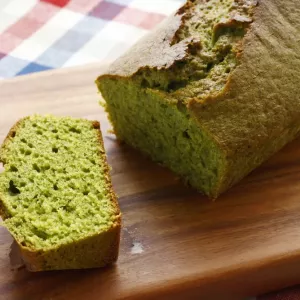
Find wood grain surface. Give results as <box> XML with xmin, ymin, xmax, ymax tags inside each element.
<box><xmin>1</xmin><ymin>64</ymin><xmax>300</xmax><ymax>300</ymax></box>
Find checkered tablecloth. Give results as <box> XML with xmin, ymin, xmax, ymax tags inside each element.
<box><xmin>1</xmin><ymin>0</ymin><xmax>300</xmax><ymax>299</ymax></box>
<box><xmin>0</xmin><ymin>0</ymin><xmax>185</xmax><ymax>78</ymax></box>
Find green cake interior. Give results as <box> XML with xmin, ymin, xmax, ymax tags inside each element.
<box><xmin>98</xmin><ymin>79</ymin><xmax>225</xmax><ymax>196</ymax></box>
<box><xmin>0</xmin><ymin>115</ymin><xmax>118</xmax><ymax>250</ymax></box>
<box><xmin>97</xmin><ymin>0</ymin><xmax>256</xmax><ymax>197</ymax></box>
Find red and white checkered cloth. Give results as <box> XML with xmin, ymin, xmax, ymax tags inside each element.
<box><xmin>0</xmin><ymin>0</ymin><xmax>184</xmax><ymax>78</ymax></box>
<box><xmin>1</xmin><ymin>0</ymin><xmax>300</xmax><ymax>299</ymax></box>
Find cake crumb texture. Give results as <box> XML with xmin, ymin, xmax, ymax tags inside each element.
<box><xmin>0</xmin><ymin>115</ymin><xmax>121</xmax><ymax>271</ymax></box>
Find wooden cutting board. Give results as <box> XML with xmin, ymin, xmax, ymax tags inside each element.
<box><xmin>1</xmin><ymin>64</ymin><xmax>300</xmax><ymax>300</ymax></box>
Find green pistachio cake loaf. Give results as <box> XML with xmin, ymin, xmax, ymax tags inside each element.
<box><xmin>0</xmin><ymin>115</ymin><xmax>121</xmax><ymax>271</ymax></box>
<box><xmin>96</xmin><ymin>0</ymin><xmax>300</xmax><ymax>198</ymax></box>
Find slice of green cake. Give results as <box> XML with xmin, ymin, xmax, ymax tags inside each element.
<box><xmin>96</xmin><ymin>0</ymin><xmax>300</xmax><ymax>198</ymax></box>
<box><xmin>0</xmin><ymin>115</ymin><xmax>121</xmax><ymax>271</ymax></box>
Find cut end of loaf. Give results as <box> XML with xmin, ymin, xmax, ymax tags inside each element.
<box><xmin>0</xmin><ymin>115</ymin><xmax>121</xmax><ymax>270</ymax></box>
<box><xmin>97</xmin><ymin>78</ymin><xmax>227</xmax><ymax>198</ymax></box>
